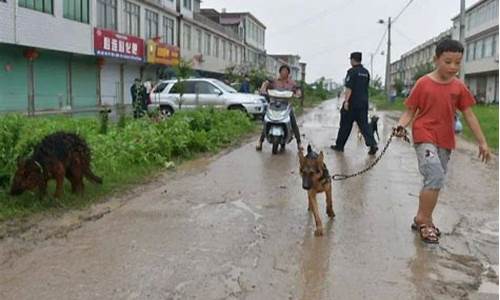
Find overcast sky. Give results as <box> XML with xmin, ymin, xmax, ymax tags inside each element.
<box><xmin>202</xmin><ymin>0</ymin><xmax>478</xmax><ymax>83</ymax></box>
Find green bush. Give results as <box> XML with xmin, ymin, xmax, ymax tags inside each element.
<box><xmin>0</xmin><ymin>108</ymin><xmax>253</xmax><ymax>220</ymax></box>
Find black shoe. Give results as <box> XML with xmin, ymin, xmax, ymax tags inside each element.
<box><xmin>330</xmin><ymin>145</ymin><xmax>344</xmax><ymax>152</ymax></box>
<box><xmin>368</xmin><ymin>146</ymin><xmax>378</xmax><ymax>155</ymax></box>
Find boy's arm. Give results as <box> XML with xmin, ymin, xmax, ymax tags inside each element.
<box><xmin>462</xmin><ymin>107</ymin><xmax>491</xmax><ymax>163</ymax></box>
<box><xmin>396</xmin><ymin>106</ymin><xmax>417</xmax><ymax>128</ymax></box>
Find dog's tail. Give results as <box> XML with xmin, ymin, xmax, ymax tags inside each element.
<box><xmin>84</xmin><ymin>168</ymin><xmax>103</xmax><ymax>184</ymax></box>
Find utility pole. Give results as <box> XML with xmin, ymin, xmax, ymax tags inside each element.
<box><xmin>459</xmin><ymin>0</ymin><xmax>466</xmax><ymax>81</ymax></box>
<box><xmin>384</xmin><ymin>17</ymin><xmax>392</xmax><ymax>102</ymax></box>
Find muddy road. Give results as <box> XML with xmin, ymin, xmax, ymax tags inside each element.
<box><xmin>0</xmin><ymin>99</ymin><xmax>498</xmax><ymax>300</ymax></box>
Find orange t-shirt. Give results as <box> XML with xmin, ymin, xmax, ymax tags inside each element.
<box><xmin>405</xmin><ymin>75</ymin><xmax>475</xmax><ymax>150</ymax></box>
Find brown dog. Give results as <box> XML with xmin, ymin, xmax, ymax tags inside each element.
<box><xmin>10</xmin><ymin>132</ymin><xmax>102</xmax><ymax>198</ymax></box>
<box><xmin>298</xmin><ymin>145</ymin><xmax>335</xmax><ymax>236</ymax></box>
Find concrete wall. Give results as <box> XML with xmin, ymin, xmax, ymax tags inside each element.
<box><xmin>1</xmin><ymin>1</ymin><xmax>93</xmax><ymax>55</ymax></box>
<box><xmin>180</xmin><ymin>19</ymin><xmax>244</xmax><ymax>74</ymax></box>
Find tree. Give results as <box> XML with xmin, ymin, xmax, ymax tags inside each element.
<box><xmin>413</xmin><ymin>63</ymin><xmax>434</xmax><ymax>82</ymax></box>
<box><xmin>371</xmin><ymin>75</ymin><xmax>383</xmax><ymax>90</ymax></box>
<box><xmin>224</xmin><ymin>65</ymin><xmax>268</xmax><ymax>93</ymax></box>
<box><xmin>174</xmin><ymin>59</ymin><xmax>193</xmax><ymax>110</ymax></box>
<box><xmin>394</xmin><ymin>78</ymin><xmax>405</xmax><ymax>96</ymax></box>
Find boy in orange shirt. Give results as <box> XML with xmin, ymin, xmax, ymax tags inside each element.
<box><xmin>395</xmin><ymin>39</ymin><xmax>491</xmax><ymax>244</ymax></box>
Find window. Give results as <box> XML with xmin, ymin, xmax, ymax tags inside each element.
<box><xmin>64</xmin><ymin>0</ymin><xmax>89</xmax><ymax>23</ymax></box>
<box><xmin>97</xmin><ymin>0</ymin><xmax>116</xmax><ymax>30</ymax></box>
<box><xmin>492</xmin><ymin>35</ymin><xmax>497</xmax><ymax>56</ymax></box>
<box><xmin>196</xmin><ymin>29</ymin><xmax>202</xmax><ymax>53</ymax></box>
<box><xmin>214</xmin><ymin>37</ymin><xmax>220</xmax><ymax>58</ymax></box>
<box><xmin>484</xmin><ymin>36</ymin><xmax>493</xmax><ymax>58</ymax></box>
<box><xmin>196</xmin><ymin>82</ymin><xmax>219</xmax><ymax>94</ymax></box>
<box><xmin>222</xmin><ymin>40</ymin><xmax>227</xmax><ymax>59</ymax></box>
<box><xmin>183</xmin><ymin>24</ymin><xmax>191</xmax><ymax>50</ymax></box>
<box><xmin>467</xmin><ymin>43</ymin><xmax>474</xmax><ymax>61</ymax></box>
<box><xmin>145</xmin><ymin>10</ymin><xmax>159</xmax><ymax>39</ymax></box>
<box><xmin>155</xmin><ymin>82</ymin><xmax>169</xmax><ymax>93</ymax></box>
<box><xmin>163</xmin><ymin>16</ymin><xmax>174</xmax><ymax>45</ymax></box>
<box><xmin>19</xmin><ymin>0</ymin><xmax>53</xmax><ymax>14</ymax></box>
<box><xmin>170</xmin><ymin>81</ymin><xmax>195</xmax><ymax>94</ymax></box>
<box><xmin>204</xmin><ymin>33</ymin><xmax>211</xmax><ymax>56</ymax></box>
<box><xmin>183</xmin><ymin>0</ymin><xmax>191</xmax><ymax>10</ymax></box>
<box><xmin>124</xmin><ymin>1</ymin><xmax>140</xmax><ymax>36</ymax></box>
<box><xmin>475</xmin><ymin>39</ymin><xmax>484</xmax><ymax>59</ymax></box>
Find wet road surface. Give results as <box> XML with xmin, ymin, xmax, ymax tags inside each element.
<box><xmin>0</xmin><ymin>99</ymin><xmax>498</xmax><ymax>300</ymax></box>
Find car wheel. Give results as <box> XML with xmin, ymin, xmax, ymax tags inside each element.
<box><xmin>160</xmin><ymin>106</ymin><xmax>174</xmax><ymax>117</ymax></box>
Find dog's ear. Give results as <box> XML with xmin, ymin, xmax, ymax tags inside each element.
<box><xmin>318</xmin><ymin>151</ymin><xmax>324</xmax><ymax>165</ymax></box>
<box><xmin>307</xmin><ymin>144</ymin><xmax>313</xmax><ymax>154</ymax></box>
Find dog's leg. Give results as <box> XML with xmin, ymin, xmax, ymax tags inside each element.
<box><xmin>325</xmin><ymin>185</ymin><xmax>335</xmax><ymax>218</ymax></box>
<box><xmin>308</xmin><ymin>197</ymin><xmax>312</xmax><ymax>211</ymax></box>
<box><xmin>53</xmin><ymin>163</ymin><xmax>65</xmax><ymax>198</ymax></box>
<box><xmin>308</xmin><ymin>191</ymin><xmax>323</xmax><ymax>236</ymax></box>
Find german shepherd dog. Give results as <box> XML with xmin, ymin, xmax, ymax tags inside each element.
<box><xmin>299</xmin><ymin>145</ymin><xmax>335</xmax><ymax>236</ymax></box>
<box><xmin>10</xmin><ymin>132</ymin><xmax>102</xmax><ymax>198</ymax></box>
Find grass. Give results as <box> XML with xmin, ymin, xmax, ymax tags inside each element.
<box><xmin>370</xmin><ymin>92</ymin><xmax>407</xmax><ymax>111</ymax></box>
<box><xmin>0</xmin><ymin>108</ymin><xmax>256</xmax><ymax>222</ymax></box>
<box><xmin>461</xmin><ymin>105</ymin><xmax>499</xmax><ymax>150</ymax></box>
<box><xmin>370</xmin><ymin>90</ymin><xmax>498</xmax><ymax>151</ymax></box>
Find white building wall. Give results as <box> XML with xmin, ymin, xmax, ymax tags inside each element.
<box><xmin>1</xmin><ymin>1</ymin><xmax>93</xmax><ymax>55</ymax></box>
<box><xmin>180</xmin><ymin>20</ymin><xmax>244</xmax><ymax>74</ymax></box>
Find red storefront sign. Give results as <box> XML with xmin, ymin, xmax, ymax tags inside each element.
<box><xmin>94</xmin><ymin>28</ymin><xmax>144</xmax><ymax>61</ymax></box>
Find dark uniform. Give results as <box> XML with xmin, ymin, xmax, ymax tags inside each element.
<box><xmin>131</xmin><ymin>80</ymin><xmax>147</xmax><ymax>118</ymax></box>
<box><xmin>334</xmin><ymin>55</ymin><xmax>377</xmax><ymax>152</ymax></box>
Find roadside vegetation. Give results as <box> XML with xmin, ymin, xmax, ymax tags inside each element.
<box><xmin>0</xmin><ymin>108</ymin><xmax>254</xmax><ymax>221</ymax></box>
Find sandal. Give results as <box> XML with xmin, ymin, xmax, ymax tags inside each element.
<box><xmin>417</xmin><ymin>224</ymin><xmax>440</xmax><ymax>244</ymax></box>
<box><xmin>411</xmin><ymin>218</ymin><xmax>441</xmax><ymax>236</ymax></box>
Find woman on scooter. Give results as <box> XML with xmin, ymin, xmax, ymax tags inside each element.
<box><xmin>256</xmin><ymin>65</ymin><xmax>303</xmax><ymax>152</ymax></box>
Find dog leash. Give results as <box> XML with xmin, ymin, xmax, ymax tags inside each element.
<box><xmin>331</xmin><ymin>127</ymin><xmax>410</xmax><ymax>181</ymax></box>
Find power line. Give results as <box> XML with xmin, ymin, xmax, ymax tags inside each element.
<box><xmin>392</xmin><ymin>0</ymin><xmax>416</xmax><ymax>24</ymax></box>
<box><xmin>393</xmin><ymin>27</ymin><xmax>416</xmax><ymax>45</ymax></box>
<box><xmin>373</xmin><ymin>29</ymin><xmax>387</xmax><ymax>55</ymax></box>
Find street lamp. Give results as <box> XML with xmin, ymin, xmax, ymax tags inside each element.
<box><xmin>377</xmin><ymin>17</ymin><xmax>392</xmax><ymax>101</ymax></box>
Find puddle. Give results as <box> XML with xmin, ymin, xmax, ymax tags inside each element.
<box><xmin>231</xmin><ymin>199</ymin><xmax>263</xmax><ymax>221</ymax></box>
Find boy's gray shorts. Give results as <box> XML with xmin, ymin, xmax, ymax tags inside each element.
<box><xmin>415</xmin><ymin>143</ymin><xmax>451</xmax><ymax>190</ymax></box>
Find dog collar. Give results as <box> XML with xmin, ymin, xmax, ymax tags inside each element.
<box><xmin>33</xmin><ymin>160</ymin><xmax>44</xmax><ymax>174</ymax></box>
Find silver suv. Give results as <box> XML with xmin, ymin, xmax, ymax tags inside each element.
<box><xmin>148</xmin><ymin>78</ymin><xmax>267</xmax><ymax>118</ymax></box>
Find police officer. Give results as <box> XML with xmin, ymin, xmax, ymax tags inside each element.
<box><xmin>331</xmin><ymin>52</ymin><xmax>378</xmax><ymax>155</ymax></box>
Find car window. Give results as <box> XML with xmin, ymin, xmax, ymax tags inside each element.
<box><xmin>213</xmin><ymin>80</ymin><xmax>237</xmax><ymax>93</ymax></box>
<box><xmin>196</xmin><ymin>81</ymin><xmax>220</xmax><ymax>94</ymax></box>
<box><xmin>154</xmin><ymin>82</ymin><xmax>169</xmax><ymax>93</ymax></box>
<box><xmin>169</xmin><ymin>81</ymin><xmax>196</xmax><ymax>94</ymax></box>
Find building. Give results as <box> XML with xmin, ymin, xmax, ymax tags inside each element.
<box><xmin>0</xmin><ymin>0</ymin><xmax>97</xmax><ymax>113</ymax></box>
<box><xmin>200</xmin><ymin>9</ymin><xmax>267</xmax><ymax>70</ymax></box>
<box><xmin>390</xmin><ymin>29</ymin><xmax>452</xmax><ymax>90</ymax></box>
<box><xmin>452</xmin><ymin>0</ymin><xmax>499</xmax><ymax>103</ymax></box>
<box><xmin>0</xmin><ymin>0</ymin><xmax>181</xmax><ymax>113</ymax></box>
<box><xmin>182</xmin><ymin>1</ymin><xmax>246</xmax><ymax>78</ymax></box>
<box><xmin>265</xmin><ymin>55</ymin><xmax>285</xmax><ymax>76</ymax></box>
<box><xmin>269</xmin><ymin>54</ymin><xmax>301</xmax><ymax>81</ymax></box>
<box><xmin>0</xmin><ymin>0</ymin><xmax>253</xmax><ymax>114</ymax></box>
